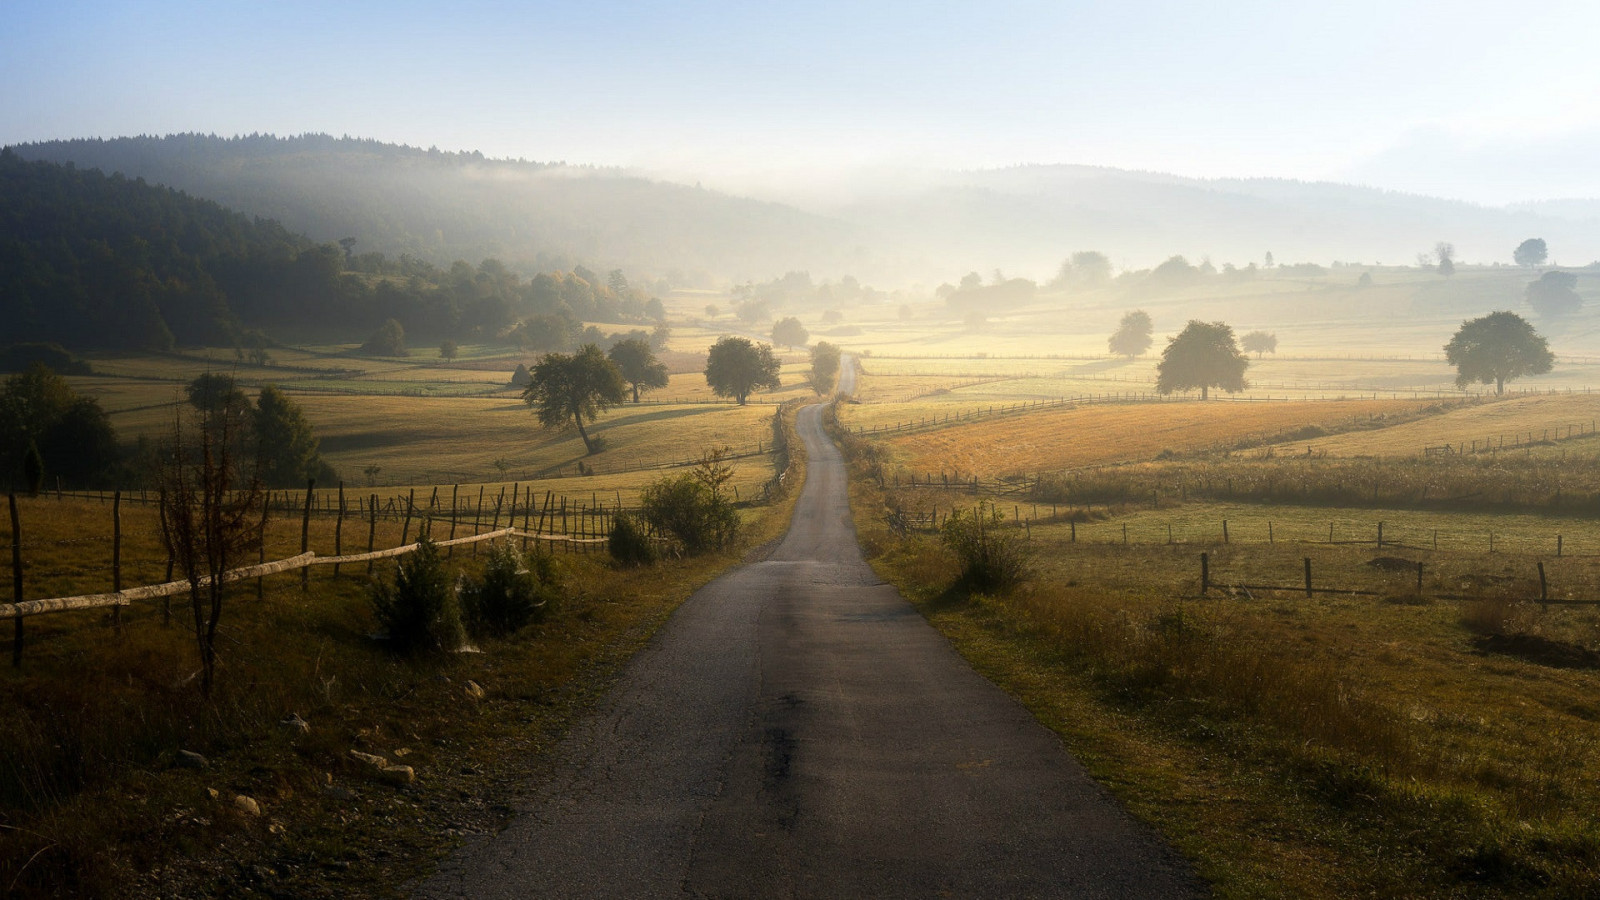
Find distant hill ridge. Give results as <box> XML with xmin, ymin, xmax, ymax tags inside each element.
<box><xmin>10</xmin><ymin>133</ymin><xmax>854</xmax><ymax>282</ymax></box>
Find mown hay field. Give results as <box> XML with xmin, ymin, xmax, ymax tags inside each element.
<box><xmin>1266</xmin><ymin>393</ymin><xmax>1600</xmax><ymax>458</ymax></box>
<box><xmin>873</xmin><ymin>398</ymin><xmax>1442</xmax><ymax>477</ymax></box>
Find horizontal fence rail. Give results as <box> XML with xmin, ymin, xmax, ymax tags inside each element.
<box><xmin>0</xmin><ymin>526</ymin><xmax>627</xmax><ymax>621</ymax></box>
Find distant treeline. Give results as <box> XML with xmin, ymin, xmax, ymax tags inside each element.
<box><xmin>0</xmin><ymin>150</ymin><xmax>662</xmax><ymax>351</ymax></box>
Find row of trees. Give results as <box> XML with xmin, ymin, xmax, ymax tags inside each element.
<box><xmin>1150</xmin><ymin>312</ymin><xmax>1553</xmax><ymax>401</ymax></box>
<box><xmin>1109</xmin><ymin>310</ymin><xmax>1274</xmax><ymax>359</ymax></box>
<box><xmin>522</xmin><ymin>336</ymin><xmax>837</xmax><ymax>455</ymax></box>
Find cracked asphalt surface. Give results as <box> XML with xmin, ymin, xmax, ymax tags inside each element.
<box><xmin>417</xmin><ymin>379</ymin><xmax>1201</xmax><ymax>898</ymax></box>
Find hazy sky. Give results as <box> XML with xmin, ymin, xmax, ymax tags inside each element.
<box><xmin>6</xmin><ymin>0</ymin><xmax>1600</xmax><ymax>204</ymax></box>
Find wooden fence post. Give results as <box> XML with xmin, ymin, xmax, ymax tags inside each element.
<box><xmin>1222</xmin><ymin>520</ymin><xmax>1229</xmax><ymax>544</ymax></box>
<box><xmin>257</xmin><ymin>499</ymin><xmax>269</xmax><ymax>599</ymax></box>
<box><xmin>10</xmin><ymin>493</ymin><xmax>23</xmax><ymax>667</ymax></box>
<box><xmin>300</xmin><ymin>479</ymin><xmax>315</xmax><ymax>590</ymax></box>
<box><xmin>367</xmin><ymin>494</ymin><xmax>378</xmax><ymax>575</ymax></box>
<box><xmin>1304</xmin><ymin>558</ymin><xmax>1313</xmax><ymax>598</ymax></box>
<box><xmin>473</xmin><ymin>486</ymin><xmax>486</xmax><ymax>557</ymax></box>
<box><xmin>1199</xmin><ymin>552</ymin><xmax>1209</xmax><ymax>596</ymax></box>
<box><xmin>1377</xmin><ymin>521</ymin><xmax>1384</xmax><ymax>549</ymax></box>
<box><xmin>1538</xmin><ymin>562</ymin><xmax>1548</xmax><ymax>601</ymax></box>
<box><xmin>334</xmin><ymin>481</ymin><xmax>345</xmax><ymax>577</ymax></box>
<box><xmin>400</xmin><ymin>488</ymin><xmax>416</xmax><ymax>546</ymax></box>
<box><xmin>111</xmin><ymin>490</ymin><xmax>122</xmax><ymax>634</ymax></box>
<box><xmin>448</xmin><ymin>485</ymin><xmax>459</xmax><ymax>559</ymax></box>
<box><xmin>1557</xmin><ymin>535</ymin><xmax>1563</xmax><ymax>557</ymax></box>
<box><xmin>1416</xmin><ymin>561</ymin><xmax>1424</xmax><ymax>596</ymax></box>
<box><xmin>158</xmin><ymin>489</ymin><xmax>175</xmax><ymax>622</ymax></box>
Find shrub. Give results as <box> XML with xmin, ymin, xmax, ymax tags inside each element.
<box><xmin>608</xmin><ymin>512</ymin><xmax>657</xmax><ymax>566</ymax></box>
<box><xmin>940</xmin><ymin>502</ymin><xmax>1029</xmax><ymax>591</ymax></box>
<box><xmin>639</xmin><ymin>450</ymin><xmax>739</xmax><ymax>555</ymax></box>
<box><xmin>460</xmin><ymin>540</ymin><xmax>558</xmax><ymax>638</ymax></box>
<box><xmin>371</xmin><ymin>538</ymin><xmax>464</xmax><ymax>653</ymax></box>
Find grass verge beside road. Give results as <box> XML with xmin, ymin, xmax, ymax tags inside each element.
<box><xmin>828</xmin><ymin>404</ymin><xmax>1600</xmax><ymax>899</ymax></box>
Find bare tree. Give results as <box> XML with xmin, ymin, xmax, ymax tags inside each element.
<box><xmin>156</xmin><ymin>404</ymin><xmax>264</xmax><ymax>695</ymax></box>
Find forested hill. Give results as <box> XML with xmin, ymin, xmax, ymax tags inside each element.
<box><xmin>9</xmin><ymin>134</ymin><xmax>854</xmax><ymax>282</ymax></box>
<box><xmin>0</xmin><ymin>148</ymin><xmax>328</xmax><ymax>348</ymax></box>
<box><xmin>1</xmin><ymin>150</ymin><xmax>674</xmax><ymax>352</ymax></box>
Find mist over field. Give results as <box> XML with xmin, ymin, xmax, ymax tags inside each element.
<box><xmin>11</xmin><ymin>2</ymin><xmax>1600</xmax><ymax>897</ymax></box>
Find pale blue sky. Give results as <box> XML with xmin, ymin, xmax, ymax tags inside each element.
<box><xmin>6</xmin><ymin>0</ymin><xmax>1600</xmax><ymax>203</ymax></box>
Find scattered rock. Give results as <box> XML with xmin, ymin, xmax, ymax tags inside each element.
<box><xmin>393</xmin><ymin>747</ymin><xmax>411</xmax><ymax>759</ymax></box>
<box><xmin>207</xmin><ymin>787</ymin><xmax>220</xmax><ymax>801</ymax></box>
<box><xmin>234</xmin><ymin>795</ymin><xmax>262</xmax><ymax>817</ymax></box>
<box><xmin>350</xmin><ymin>750</ymin><xmax>389</xmax><ymax>769</ymax></box>
<box><xmin>464</xmin><ymin>680</ymin><xmax>486</xmax><ymax>701</ymax></box>
<box><xmin>280</xmin><ymin>713</ymin><xmax>310</xmax><ymax>736</ymax></box>
<box><xmin>177</xmin><ymin>750</ymin><xmax>209</xmax><ymax>769</ymax></box>
<box><xmin>379</xmin><ymin>765</ymin><xmax>416</xmax><ymax>786</ymax></box>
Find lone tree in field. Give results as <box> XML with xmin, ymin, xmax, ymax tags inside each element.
<box><xmin>1526</xmin><ymin>271</ymin><xmax>1582</xmax><ymax>319</ymax></box>
<box><xmin>1240</xmin><ymin>330</ymin><xmax>1278</xmax><ymax>358</ymax></box>
<box><xmin>1108</xmin><ymin>310</ymin><xmax>1153</xmax><ymax>357</ymax></box>
<box><xmin>1156</xmin><ymin>320</ymin><xmax>1249</xmax><ymax>400</ymax></box>
<box><xmin>1514</xmin><ymin>238</ymin><xmax>1549</xmax><ymax>267</ymax></box>
<box><xmin>363</xmin><ymin>318</ymin><xmax>408</xmax><ymax>356</ymax></box>
<box><xmin>772</xmin><ymin>316</ymin><xmax>809</xmax><ymax>349</ymax></box>
<box><xmin>523</xmin><ymin>344</ymin><xmax>627</xmax><ymax>454</ymax></box>
<box><xmin>607</xmin><ymin>337</ymin><xmax>670</xmax><ymax>403</ymax></box>
<box><xmin>1435</xmin><ymin>242</ymin><xmax>1457</xmax><ymax>276</ymax></box>
<box><xmin>809</xmin><ymin>341</ymin><xmax>842</xmax><ymax>395</ymax></box>
<box><xmin>1444</xmin><ymin>311</ymin><xmax>1553</xmax><ymax>395</ymax></box>
<box><xmin>252</xmin><ymin>384</ymin><xmax>328</xmax><ymax>487</ymax></box>
<box><xmin>705</xmin><ymin>336</ymin><xmax>781</xmax><ymax>405</ymax></box>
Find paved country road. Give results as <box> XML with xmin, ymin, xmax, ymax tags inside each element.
<box><xmin>417</xmin><ymin>385</ymin><xmax>1201</xmax><ymax>898</ymax></box>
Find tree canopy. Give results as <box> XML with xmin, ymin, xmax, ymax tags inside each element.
<box><xmin>1240</xmin><ymin>331</ymin><xmax>1278</xmax><ymax>358</ymax></box>
<box><xmin>1526</xmin><ymin>271</ymin><xmax>1581</xmax><ymax>318</ymax></box>
<box><xmin>0</xmin><ymin>364</ymin><xmax>119</xmax><ymax>489</ymax></box>
<box><xmin>606</xmin><ymin>338</ymin><xmax>669</xmax><ymax>403</ymax></box>
<box><xmin>252</xmin><ymin>385</ymin><xmax>330</xmax><ymax>487</ymax></box>
<box><xmin>523</xmin><ymin>344</ymin><xmax>627</xmax><ymax>454</ymax></box>
<box><xmin>1444</xmin><ymin>311</ymin><xmax>1553</xmax><ymax>395</ymax></box>
<box><xmin>1155</xmin><ymin>321</ymin><xmax>1249</xmax><ymax>400</ymax></box>
<box><xmin>705</xmin><ymin>337</ymin><xmax>781</xmax><ymax>405</ymax></box>
<box><xmin>772</xmin><ymin>316</ymin><xmax>809</xmax><ymax>348</ymax></box>
<box><xmin>1514</xmin><ymin>238</ymin><xmax>1549</xmax><ymax>267</ymax></box>
<box><xmin>1108</xmin><ymin>310</ymin><xmax>1153</xmax><ymax>357</ymax></box>
<box><xmin>809</xmin><ymin>341</ymin><xmax>842</xmax><ymax>395</ymax></box>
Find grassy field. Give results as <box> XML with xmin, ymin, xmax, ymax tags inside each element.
<box><xmin>827</xmin><ymin>272</ymin><xmax>1600</xmax><ymax>895</ymax></box>
<box><xmin>869</xmin><ymin>398</ymin><xmax>1447</xmax><ymax>476</ymax></box>
<box><xmin>834</xmin><ymin>398</ymin><xmax>1600</xmax><ymax>896</ymax></box>
<box><xmin>0</xmin><ymin>391</ymin><xmax>808</xmax><ymax>899</ymax></box>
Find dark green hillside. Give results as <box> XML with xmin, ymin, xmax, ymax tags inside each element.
<box><xmin>0</xmin><ymin>148</ymin><xmax>332</xmax><ymax>348</ymax></box>
<box><xmin>11</xmin><ymin>134</ymin><xmax>853</xmax><ymax>280</ymax></box>
<box><xmin>0</xmin><ymin>151</ymin><xmax>666</xmax><ymax>351</ymax></box>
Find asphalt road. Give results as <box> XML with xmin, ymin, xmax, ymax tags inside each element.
<box><xmin>417</xmin><ymin>383</ymin><xmax>1200</xmax><ymax>898</ymax></box>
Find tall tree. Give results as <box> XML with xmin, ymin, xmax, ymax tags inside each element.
<box><xmin>1240</xmin><ymin>331</ymin><xmax>1278</xmax><ymax>358</ymax></box>
<box><xmin>1435</xmin><ymin>242</ymin><xmax>1456</xmax><ymax>276</ymax></box>
<box><xmin>0</xmin><ymin>364</ymin><xmax>118</xmax><ymax>489</ymax></box>
<box><xmin>1526</xmin><ymin>271</ymin><xmax>1582</xmax><ymax>318</ymax></box>
<box><xmin>1108</xmin><ymin>310</ymin><xmax>1153</xmax><ymax>357</ymax></box>
<box><xmin>523</xmin><ymin>344</ymin><xmax>627</xmax><ymax>454</ymax></box>
<box><xmin>705</xmin><ymin>336</ymin><xmax>781</xmax><ymax>405</ymax></box>
<box><xmin>252</xmin><ymin>384</ymin><xmax>327</xmax><ymax>487</ymax></box>
<box><xmin>607</xmin><ymin>338</ymin><xmax>670</xmax><ymax>403</ymax></box>
<box><xmin>772</xmin><ymin>316</ymin><xmax>809</xmax><ymax>348</ymax></box>
<box><xmin>1155</xmin><ymin>321</ymin><xmax>1249</xmax><ymax>400</ymax></box>
<box><xmin>1444</xmin><ymin>311</ymin><xmax>1553</xmax><ymax>395</ymax></box>
<box><xmin>1514</xmin><ymin>238</ymin><xmax>1549</xmax><ymax>267</ymax></box>
<box><xmin>809</xmin><ymin>341</ymin><xmax>842</xmax><ymax>395</ymax></box>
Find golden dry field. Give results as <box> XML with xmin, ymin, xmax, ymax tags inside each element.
<box><xmin>1266</xmin><ymin>393</ymin><xmax>1600</xmax><ymax>458</ymax></box>
<box><xmin>872</xmin><ymin>398</ymin><xmax>1442</xmax><ymax>477</ymax></box>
